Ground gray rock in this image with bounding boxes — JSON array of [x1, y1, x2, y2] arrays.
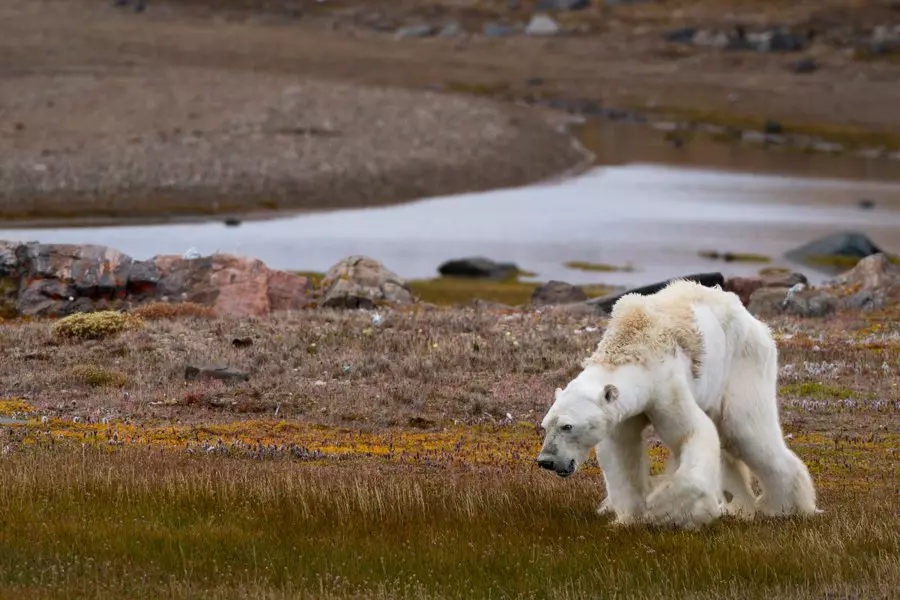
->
[[438, 257, 520, 280], [763, 31, 805, 52], [438, 21, 466, 37], [791, 58, 818, 73], [748, 287, 837, 318], [692, 29, 730, 49], [395, 24, 436, 39], [785, 232, 884, 268], [809, 140, 844, 154], [320, 256, 414, 309], [531, 281, 588, 307], [537, 0, 589, 10], [724, 271, 808, 306], [483, 23, 514, 38], [764, 120, 783, 134], [184, 365, 250, 383], [665, 27, 697, 44], [526, 15, 561, 36], [870, 25, 900, 55], [828, 253, 900, 292], [842, 290, 881, 311]]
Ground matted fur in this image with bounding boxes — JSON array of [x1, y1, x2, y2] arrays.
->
[[585, 281, 708, 379]]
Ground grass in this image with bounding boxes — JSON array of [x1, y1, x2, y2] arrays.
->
[[698, 250, 771, 263], [648, 106, 900, 153], [563, 261, 635, 273], [0, 303, 898, 597], [408, 276, 612, 307]]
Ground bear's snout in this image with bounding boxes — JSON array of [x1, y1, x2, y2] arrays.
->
[[537, 457, 556, 471]]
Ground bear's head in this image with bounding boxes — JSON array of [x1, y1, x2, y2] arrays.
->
[[536, 364, 630, 478]]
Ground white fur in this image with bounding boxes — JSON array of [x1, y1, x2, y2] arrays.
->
[[536, 280, 819, 529]]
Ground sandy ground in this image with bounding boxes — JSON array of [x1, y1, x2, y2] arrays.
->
[[1, 0, 899, 222]]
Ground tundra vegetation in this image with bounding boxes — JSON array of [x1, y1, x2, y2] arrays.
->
[[0, 305, 897, 599]]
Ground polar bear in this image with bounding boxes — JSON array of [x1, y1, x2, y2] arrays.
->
[[536, 279, 818, 529]]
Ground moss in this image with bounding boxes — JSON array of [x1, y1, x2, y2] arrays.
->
[[780, 382, 854, 401], [445, 81, 511, 97], [294, 271, 325, 288], [69, 364, 129, 388], [563, 260, 634, 273], [646, 105, 900, 152], [698, 250, 771, 263], [51, 310, 144, 340], [408, 276, 611, 307]]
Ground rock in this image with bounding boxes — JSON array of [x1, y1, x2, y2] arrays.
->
[[184, 364, 250, 383], [809, 140, 844, 154], [438, 21, 465, 37], [870, 25, 900, 55], [764, 120, 783, 134], [319, 256, 414, 309], [842, 290, 881, 311], [748, 287, 837, 318], [526, 15, 561, 36], [791, 58, 818, 73], [395, 24, 436, 39], [828, 253, 900, 292], [724, 271, 808, 306], [857, 199, 876, 210], [0, 240, 313, 317], [483, 23, 514, 37], [232, 337, 254, 348], [145, 254, 313, 317], [665, 27, 697, 44], [438, 257, 519, 280], [586, 272, 724, 313], [763, 30, 805, 52], [692, 29, 730, 49], [785, 232, 884, 268], [537, 0, 589, 10], [531, 281, 588, 307]]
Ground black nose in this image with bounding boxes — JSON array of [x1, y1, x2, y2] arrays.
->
[[537, 459, 555, 470]]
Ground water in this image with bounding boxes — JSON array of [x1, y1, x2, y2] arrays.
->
[[2, 163, 899, 287], [2, 120, 900, 288]]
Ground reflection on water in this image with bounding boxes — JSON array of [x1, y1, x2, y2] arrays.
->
[[1, 160, 899, 287]]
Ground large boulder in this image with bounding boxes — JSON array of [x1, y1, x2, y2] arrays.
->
[[531, 281, 588, 307], [437, 257, 519, 280], [319, 256, 414, 309], [747, 287, 837, 318], [828, 253, 900, 292], [784, 231, 884, 269], [724, 270, 808, 306], [0, 240, 313, 317]]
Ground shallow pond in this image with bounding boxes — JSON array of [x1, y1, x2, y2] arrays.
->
[[2, 120, 899, 287]]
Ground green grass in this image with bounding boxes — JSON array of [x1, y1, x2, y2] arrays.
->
[[563, 261, 635, 273], [698, 250, 771, 263], [779, 382, 855, 401], [409, 276, 612, 307]]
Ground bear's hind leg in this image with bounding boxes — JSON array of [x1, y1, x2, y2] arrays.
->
[[720, 450, 757, 519], [721, 335, 818, 517]]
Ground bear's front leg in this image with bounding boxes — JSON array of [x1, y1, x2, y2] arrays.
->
[[594, 415, 651, 525], [645, 387, 723, 530]]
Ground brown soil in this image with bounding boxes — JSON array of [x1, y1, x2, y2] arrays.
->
[[1, 0, 899, 223]]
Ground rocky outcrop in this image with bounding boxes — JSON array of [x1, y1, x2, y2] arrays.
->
[[531, 281, 588, 307], [748, 287, 838, 319], [724, 270, 807, 306], [319, 256, 414, 309], [0, 241, 312, 318]]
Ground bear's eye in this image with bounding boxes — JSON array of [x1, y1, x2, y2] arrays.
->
[[560, 424, 573, 432]]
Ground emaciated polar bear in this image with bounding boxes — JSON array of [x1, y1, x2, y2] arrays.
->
[[536, 279, 818, 529]]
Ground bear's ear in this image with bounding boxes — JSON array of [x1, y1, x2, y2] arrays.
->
[[601, 384, 619, 403], [554, 387, 563, 401]]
